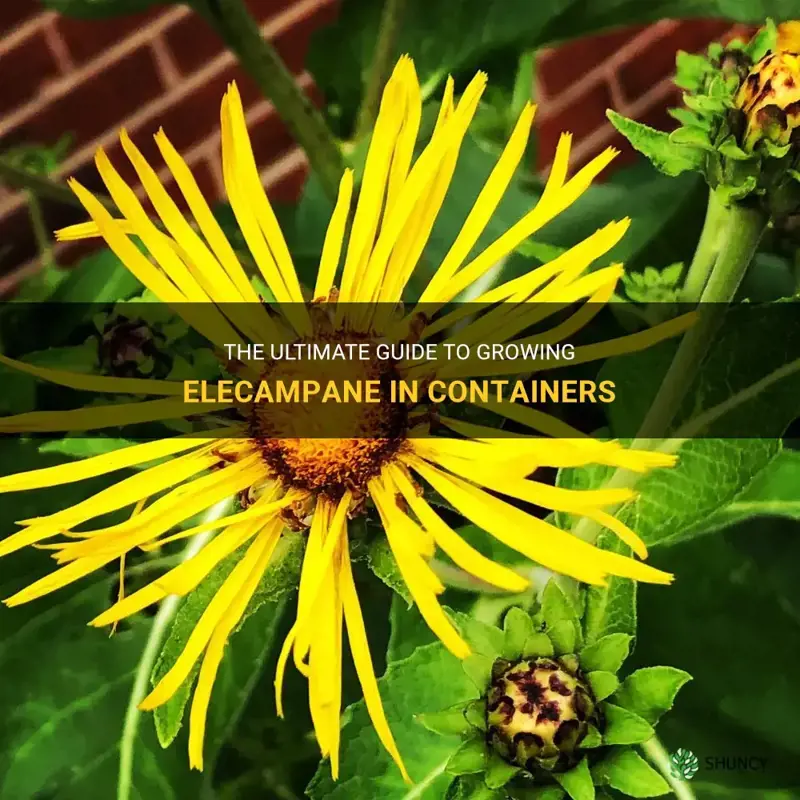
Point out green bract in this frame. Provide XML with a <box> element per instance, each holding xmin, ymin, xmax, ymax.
<box><xmin>607</xmin><ymin>20</ymin><xmax>800</xmax><ymax>221</ymax></box>
<box><xmin>419</xmin><ymin>582</ymin><xmax>692</xmax><ymax>799</ymax></box>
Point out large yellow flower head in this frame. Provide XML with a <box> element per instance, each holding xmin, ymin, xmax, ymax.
<box><xmin>0</xmin><ymin>58</ymin><xmax>690</xmax><ymax>780</ymax></box>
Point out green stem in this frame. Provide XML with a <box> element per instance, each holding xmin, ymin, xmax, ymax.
<box><xmin>0</xmin><ymin>156</ymin><xmax>115</xmax><ymax>213</ymax></box>
<box><xmin>353</xmin><ymin>0</ymin><xmax>407</xmax><ymax>142</ymax></box>
<box><xmin>680</xmin><ymin>187</ymin><xmax>727</xmax><ymax>303</ymax></box>
<box><xmin>26</xmin><ymin>191</ymin><xmax>56</xmax><ymax>270</ymax></box>
<box><xmin>641</xmin><ymin>736</ymin><xmax>698</xmax><ymax>800</ymax></box>
<box><xmin>573</xmin><ymin>196</ymin><xmax>767</xmax><ymax>543</ymax></box>
<box><xmin>117</xmin><ymin>499</ymin><xmax>233</xmax><ymax>800</ymax></box>
<box><xmin>201</xmin><ymin>0</ymin><xmax>344</xmax><ymax>200</ymax></box>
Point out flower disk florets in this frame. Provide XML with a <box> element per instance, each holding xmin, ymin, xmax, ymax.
<box><xmin>486</xmin><ymin>656</ymin><xmax>598</xmax><ymax>774</ymax></box>
<box><xmin>247</xmin><ymin>324</ymin><xmax>408</xmax><ymax>499</ymax></box>
<box><xmin>736</xmin><ymin>51</ymin><xmax>800</xmax><ymax>150</ymax></box>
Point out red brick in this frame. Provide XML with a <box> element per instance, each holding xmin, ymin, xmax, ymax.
<box><xmin>56</xmin><ymin>6</ymin><xmax>168</xmax><ymax>66</ymax></box>
<box><xmin>267</xmin><ymin>161</ymin><xmax>308</xmax><ymax>204</ymax></box>
<box><xmin>617</xmin><ymin>19</ymin><xmax>731</xmax><ymax>102</ymax></box>
<box><xmin>164</xmin><ymin>0</ymin><xmax>328</xmax><ymax>77</ymax></box>
<box><xmin>14</xmin><ymin>47</ymin><xmax>162</xmax><ymax>151</ymax></box>
<box><xmin>0</xmin><ymin>30</ymin><xmax>61</xmax><ymax>116</ymax></box>
<box><xmin>0</xmin><ymin>0</ymin><xmax>38</xmax><ymax>37</ymax></box>
<box><xmin>0</xmin><ymin>205</ymin><xmax>35</xmax><ymax>276</ymax></box>
<box><xmin>582</xmin><ymin>100</ymin><xmax>680</xmax><ymax>175</ymax></box>
<box><xmin>70</xmin><ymin>136</ymin><xmax>220</xmax><ymax>220</ymax></box>
<box><xmin>245</xmin><ymin>0</ymin><xmax>297</xmax><ymax>24</ymax></box>
<box><xmin>131</xmin><ymin>65</ymin><xmax>264</xmax><ymax>169</ymax></box>
<box><xmin>538</xmin><ymin>26</ymin><xmax>645</xmax><ymax>98</ymax></box>
<box><xmin>535</xmin><ymin>81</ymin><xmax>614</xmax><ymax>170</ymax></box>
<box><xmin>146</xmin><ymin>156</ymin><xmax>220</xmax><ymax>214</ymax></box>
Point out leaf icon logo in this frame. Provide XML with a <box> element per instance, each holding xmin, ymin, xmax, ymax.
<box><xmin>670</xmin><ymin>748</ymin><xmax>700</xmax><ymax>780</ymax></box>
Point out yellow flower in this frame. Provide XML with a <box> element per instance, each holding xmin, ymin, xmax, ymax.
<box><xmin>736</xmin><ymin>49</ymin><xmax>800</xmax><ymax>150</ymax></box>
<box><xmin>0</xmin><ymin>58</ymin><xmax>691</xmax><ymax>780</ymax></box>
<box><xmin>777</xmin><ymin>20</ymin><xmax>800</xmax><ymax>53</ymax></box>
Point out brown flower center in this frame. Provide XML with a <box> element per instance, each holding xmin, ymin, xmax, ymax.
<box><xmin>248</xmin><ymin>328</ymin><xmax>408</xmax><ymax>499</ymax></box>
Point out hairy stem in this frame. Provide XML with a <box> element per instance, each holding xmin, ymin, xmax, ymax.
<box><xmin>573</xmin><ymin>197</ymin><xmax>767</xmax><ymax>543</ymax></box>
<box><xmin>680</xmin><ymin>187</ymin><xmax>727</xmax><ymax>303</ymax></box>
<box><xmin>26</xmin><ymin>191</ymin><xmax>56</xmax><ymax>270</ymax></box>
<box><xmin>641</xmin><ymin>735</ymin><xmax>698</xmax><ymax>800</ymax></box>
<box><xmin>0</xmin><ymin>156</ymin><xmax>115</xmax><ymax>212</ymax></box>
<box><xmin>117</xmin><ymin>499</ymin><xmax>233</xmax><ymax>800</ymax></box>
<box><xmin>201</xmin><ymin>0</ymin><xmax>344</xmax><ymax>200</ymax></box>
<box><xmin>353</xmin><ymin>0</ymin><xmax>408</xmax><ymax>141</ymax></box>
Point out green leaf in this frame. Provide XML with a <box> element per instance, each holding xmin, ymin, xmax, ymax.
<box><xmin>580</xmin><ymin>725</ymin><xmax>603</xmax><ymax>749</ymax></box>
<box><xmin>556</xmin><ymin>467</ymin><xmax>638</xmax><ymax>646</ymax></box>
<box><xmin>463</xmin><ymin>654</ymin><xmax>496</xmax><ymax>690</ymax></box>
<box><xmin>607</xmin><ymin>111</ymin><xmax>704</xmax><ymax>177</ymax></box>
<box><xmin>633</xmin><ymin>532</ymin><xmax>800</xmax><ymax>789</ymax></box>
<box><xmin>696</xmin><ymin>450</ymin><xmax>800</xmax><ymax>534</ymax></box>
<box><xmin>457</xmin><ymin>611</ymin><xmax>506</xmax><ymax>657</ymax></box>
<box><xmin>601</xmin><ymin>704</ymin><xmax>655</xmax><ymax>745</ymax></box>
<box><xmin>50</xmin><ymin>248</ymin><xmax>141</xmax><ymax>303</ymax></box>
<box><xmin>586</xmin><ymin>671</ymin><xmax>619</xmax><ymax>701</ymax></box>
<box><xmin>502</xmin><ymin>607</ymin><xmax>534</xmax><ymax>658</ymax></box>
<box><xmin>592</xmin><ymin>749</ymin><xmax>669</xmax><ymax>797</ymax></box>
<box><xmin>416</xmin><ymin>706</ymin><xmax>472</xmax><ymax>737</ymax></box>
<box><xmin>464</xmin><ymin>699</ymin><xmax>487</xmax><ymax>730</ymax></box>
<box><xmin>367</xmin><ymin>536</ymin><xmax>411</xmax><ymax>603</ymax></box>
<box><xmin>508</xmin><ymin>788</ymin><xmax>565</xmax><ymax>800</ymax></box>
<box><xmin>579</xmin><ymin>633</ymin><xmax>632</xmax><ymax>674</ymax></box>
<box><xmin>669</xmin><ymin>126</ymin><xmax>713</xmax><ymax>149</ymax></box>
<box><xmin>554</xmin><ymin>757</ymin><xmax>595</xmax><ymax>800</ymax></box>
<box><xmin>548</xmin><ymin>620</ymin><xmax>580</xmax><ymax>656</ymax></box>
<box><xmin>613</xmin><ymin>667</ymin><xmax>692</xmax><ymax>724</ymax></box>
<box><xmin>0</xmin><ymin>440</ymin><xmax>197</xmax><ymax>799</ymax></box>
<box><xmin>38</xmin><ymin>437</ymin><xmax>138</xmax><ymax>461</ymax></box>
<box><xmin>387</xmin><ymin>594</ymin><xmax>436</xmax><ymax>663</ymax></box>
<box><xmin>449</xmin><ymin>774</ymin><xmax>508</xmax><ymax>799</ymax></box>
<box><xmin>541</xmin><ymin>578</ymin><xmax>580</xmax><ymax>629</ymax></box>
<box><xmin>523</xmin><ymin>631</ymin><xmax>555</xmax><ymax>658</ymax></box>
<box><xmin>674</xmin><ymin>50</ymin><xmax>713</xmax><ymax>90</ymax></box>
<box><xmin>484</xmin><ymin>753</ymin><xmax>520</xmax><ymax>787</ymax></box>
<box><xmin>152</xmin><ymin>533</ymin><xmax>303</xmax><ymax>746</ymax></box>
<box><xmin>308</xmin><ymin>641</ymin><xmax>477</xmax><ymax>798</ymax></box>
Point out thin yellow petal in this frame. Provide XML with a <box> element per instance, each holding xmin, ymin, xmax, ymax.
<box><xmin>188</xmin><ymin>522</ymin><xmax>283</xmax><ymax>770</ymax></box>
<box><xmin>388</xmin><ymin>463</ymin><xmax>528</xmax><ymax>592</ymax></box>
<box><xmin>406</xmin><ymin>455</ymin><xmax>673</xmax><ymax>585</ymax></box>
<box><xmin>56</xmin><ymin>219</ymin><xmax>132</xmax><ymax>241</ymax></box>
<box><xmin>90</xmin><ymin>504</ymin><xmax>279</xmax><ymax>627</ymax></box>
<box><xmin>338</xmin><ymin>59</ymin><xmax>410</xmax><ymax>305</ymax></box>
<box><xmin>421</xmin><ymin>101</ymin><xmax>536</xmax><ymax>302</ymax></box>
<box><xmin>340</xmin><ymin>541</ymin><xmax>410</xmax><ymax>783</ymax></box>
<box><xmin>0</xmin><ymin>397</ymin><xmax>231</xmax><ymax>434</ymax></box>
<box><xmin>314</xmin><ymin>170</ymin><xmax>354</xmax><ymax>299</ymax></box>
<box><xmin>16</xmin><ymin>449</ymin><xmax>220</xmax><ymax>549</ymax></box>
<box><xmin>224</xmin><ymin>82</ymin><xmax>303</xmax><ymax>303</ymax></box>
<box><xmin>0</xmin><ymin>430</ymin><xmax>230</xmax><ymax>495</ymax></box>
<box><xmin>140</xmin><ymin>529</ymin><xmax>272</xmax><ymax>711</ymax></box>
<box><xmin>4</xmin><ymin>554</ymin><xmax>113</xmax><ymax>606</ymax></box>
<box><xmin>427</xmin><ymin>147</ymin><xmax>619</xmax><ymax>306</ymax></box>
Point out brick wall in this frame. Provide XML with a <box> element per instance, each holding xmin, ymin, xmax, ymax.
<box><xmin>534</xmin><ymin>19</ymin><xmax>751</xmax><ymax>173</ymax></box>
<box><xmin>0</xmin><ymin>6</ymin><xmax>750</xmax><ymax>292</ymax></box>
<box><xmin>0</xmin><ymin>0</ymin><xmax>337</xmax><ymax>292</ymax></box>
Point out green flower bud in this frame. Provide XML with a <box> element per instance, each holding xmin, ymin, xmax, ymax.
<box><xmin>736</xmin><ymin>51</ymin><xmax>800</xmax><ymax>150</ymax></box>
<box><xmin>485</xmin><ymin>657</ymin><xmax>598</xmax><ymax>774</ymax></box>
<box><xmin>99</xmin><ymin>315</ymin><xmax>168</xmax><ymax>378</ymax></box>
